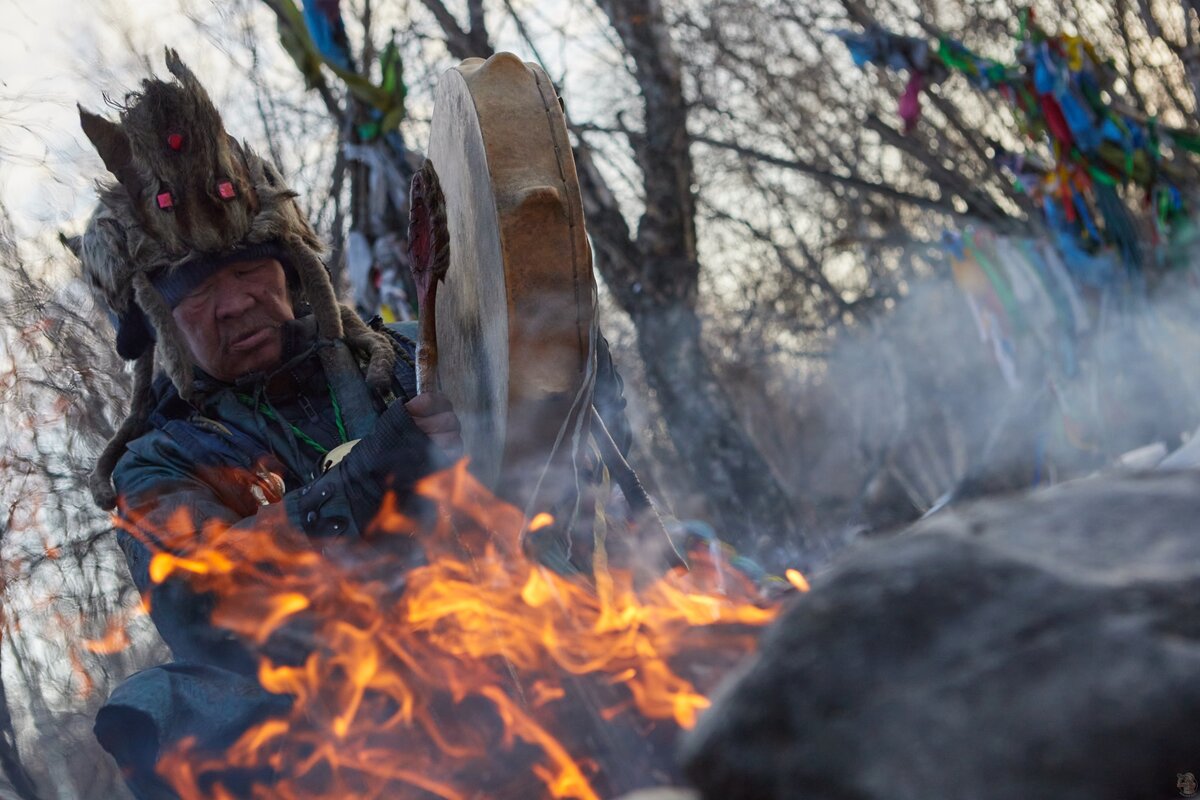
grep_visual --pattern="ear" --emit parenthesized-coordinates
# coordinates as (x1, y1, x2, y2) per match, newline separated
(163, 47, 200, 89)
(79, 105, 150, 222)
(78, 105, 133, 178)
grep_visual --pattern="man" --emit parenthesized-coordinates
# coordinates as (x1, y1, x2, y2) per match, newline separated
(70, 52, 462, 798)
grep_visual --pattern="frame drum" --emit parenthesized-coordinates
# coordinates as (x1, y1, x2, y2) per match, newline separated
(427, 53, 596, 505)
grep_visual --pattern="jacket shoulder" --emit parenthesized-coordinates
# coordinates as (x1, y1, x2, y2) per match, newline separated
(117, 426, 202, 487)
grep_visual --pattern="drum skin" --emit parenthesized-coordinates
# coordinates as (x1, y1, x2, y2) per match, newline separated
(427, 53, 595, 502)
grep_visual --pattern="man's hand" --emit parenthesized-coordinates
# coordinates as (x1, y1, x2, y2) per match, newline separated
(404, 392, 464, 459)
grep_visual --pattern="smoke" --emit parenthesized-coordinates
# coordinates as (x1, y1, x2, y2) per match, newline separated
(790, 232, 1200, 544)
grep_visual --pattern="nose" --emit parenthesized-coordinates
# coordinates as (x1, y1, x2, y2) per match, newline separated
(212, 272, 256, 319)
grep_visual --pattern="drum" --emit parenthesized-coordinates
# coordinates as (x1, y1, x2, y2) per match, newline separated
(426, 53, 597, 508)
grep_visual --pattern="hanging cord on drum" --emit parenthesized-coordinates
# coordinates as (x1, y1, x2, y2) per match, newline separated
(588, 406, 683, 568)
(518, 282, 681, 572)
(519, 308, 597, 559)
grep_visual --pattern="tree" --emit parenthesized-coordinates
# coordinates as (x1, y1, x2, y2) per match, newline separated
(0, 199, 165, 798)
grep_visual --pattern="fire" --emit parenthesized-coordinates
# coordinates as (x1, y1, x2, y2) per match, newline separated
(119, 459, 782, 798)
(786, 568, 811, 592)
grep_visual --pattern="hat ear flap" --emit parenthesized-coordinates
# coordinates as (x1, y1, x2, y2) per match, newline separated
(286, 234, 344, 341)
(115, 304, 153, 360)
(132, 272, 195, 401)
(88, 348, 156, 510)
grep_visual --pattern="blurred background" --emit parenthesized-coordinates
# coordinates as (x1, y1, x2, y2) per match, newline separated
(5, 0, 1200, 795)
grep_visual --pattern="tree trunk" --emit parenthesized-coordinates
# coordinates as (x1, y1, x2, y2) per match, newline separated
(588, 0, 808, 550)
(633, 302, 805, 549)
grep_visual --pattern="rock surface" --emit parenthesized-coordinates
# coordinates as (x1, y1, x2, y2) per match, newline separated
(681, 470, 1200, 800)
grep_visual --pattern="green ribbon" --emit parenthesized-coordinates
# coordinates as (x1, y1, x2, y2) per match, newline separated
(238, 383, 348, 457)
(1088, 165, 1117, 187)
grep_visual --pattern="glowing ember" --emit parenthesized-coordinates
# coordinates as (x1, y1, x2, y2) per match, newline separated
(117, 459, 782, 798)
(785, 568, 811, 593)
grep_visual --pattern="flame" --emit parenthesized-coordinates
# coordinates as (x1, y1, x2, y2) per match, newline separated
(118, 459, 780, 798)
(785, 568, 811, 592)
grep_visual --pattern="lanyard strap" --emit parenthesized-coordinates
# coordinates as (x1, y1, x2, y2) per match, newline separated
(238, 383, 348, 456)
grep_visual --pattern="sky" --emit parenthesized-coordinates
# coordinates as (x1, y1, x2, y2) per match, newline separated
(2, 0, 101, 240)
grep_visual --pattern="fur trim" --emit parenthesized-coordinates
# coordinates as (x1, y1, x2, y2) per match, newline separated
(288, 232, 343, 341)
(132, 272, 195, 402)
(78, 200, 137, 316)
(340, 304, 397, 392)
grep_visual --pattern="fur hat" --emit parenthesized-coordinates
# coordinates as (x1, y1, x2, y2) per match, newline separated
(69, 49, 395, 509)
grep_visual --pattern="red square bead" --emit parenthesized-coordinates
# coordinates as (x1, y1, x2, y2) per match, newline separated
(217, 181, 236, 200)
(156, 192, 174, 209)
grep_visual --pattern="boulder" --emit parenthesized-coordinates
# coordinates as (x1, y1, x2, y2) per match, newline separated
(681, 470, 1200, 800)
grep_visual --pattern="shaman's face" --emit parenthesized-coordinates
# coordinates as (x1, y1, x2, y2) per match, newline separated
(172, 257, 294, 383)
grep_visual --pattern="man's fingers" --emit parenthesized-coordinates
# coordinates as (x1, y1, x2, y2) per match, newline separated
(415, 411, 460, 435)
(405, 391, 453, 417)
(428, 428, 464, 460)
(404, 393, 462, 457)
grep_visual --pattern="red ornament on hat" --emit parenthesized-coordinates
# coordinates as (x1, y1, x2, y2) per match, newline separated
(167, 133, 184, 151)
(217, 180, 236, 200)
(156, 191, 174, 210)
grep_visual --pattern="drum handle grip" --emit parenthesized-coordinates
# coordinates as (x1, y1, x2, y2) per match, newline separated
(416, 301, 440, 394)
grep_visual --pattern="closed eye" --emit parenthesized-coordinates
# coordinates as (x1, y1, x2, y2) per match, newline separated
(235, 260, 270, 277)
(181, 281, 211, 301)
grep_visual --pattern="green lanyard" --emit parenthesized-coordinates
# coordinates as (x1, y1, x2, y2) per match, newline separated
(237, 383, 349, 456)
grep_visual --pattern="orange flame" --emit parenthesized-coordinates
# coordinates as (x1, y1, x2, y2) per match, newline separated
(118, 460, 780, 798)
(785, 568, 811, 592)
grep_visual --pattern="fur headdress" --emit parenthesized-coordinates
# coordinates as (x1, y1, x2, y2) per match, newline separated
(69, 49, 395, 509)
